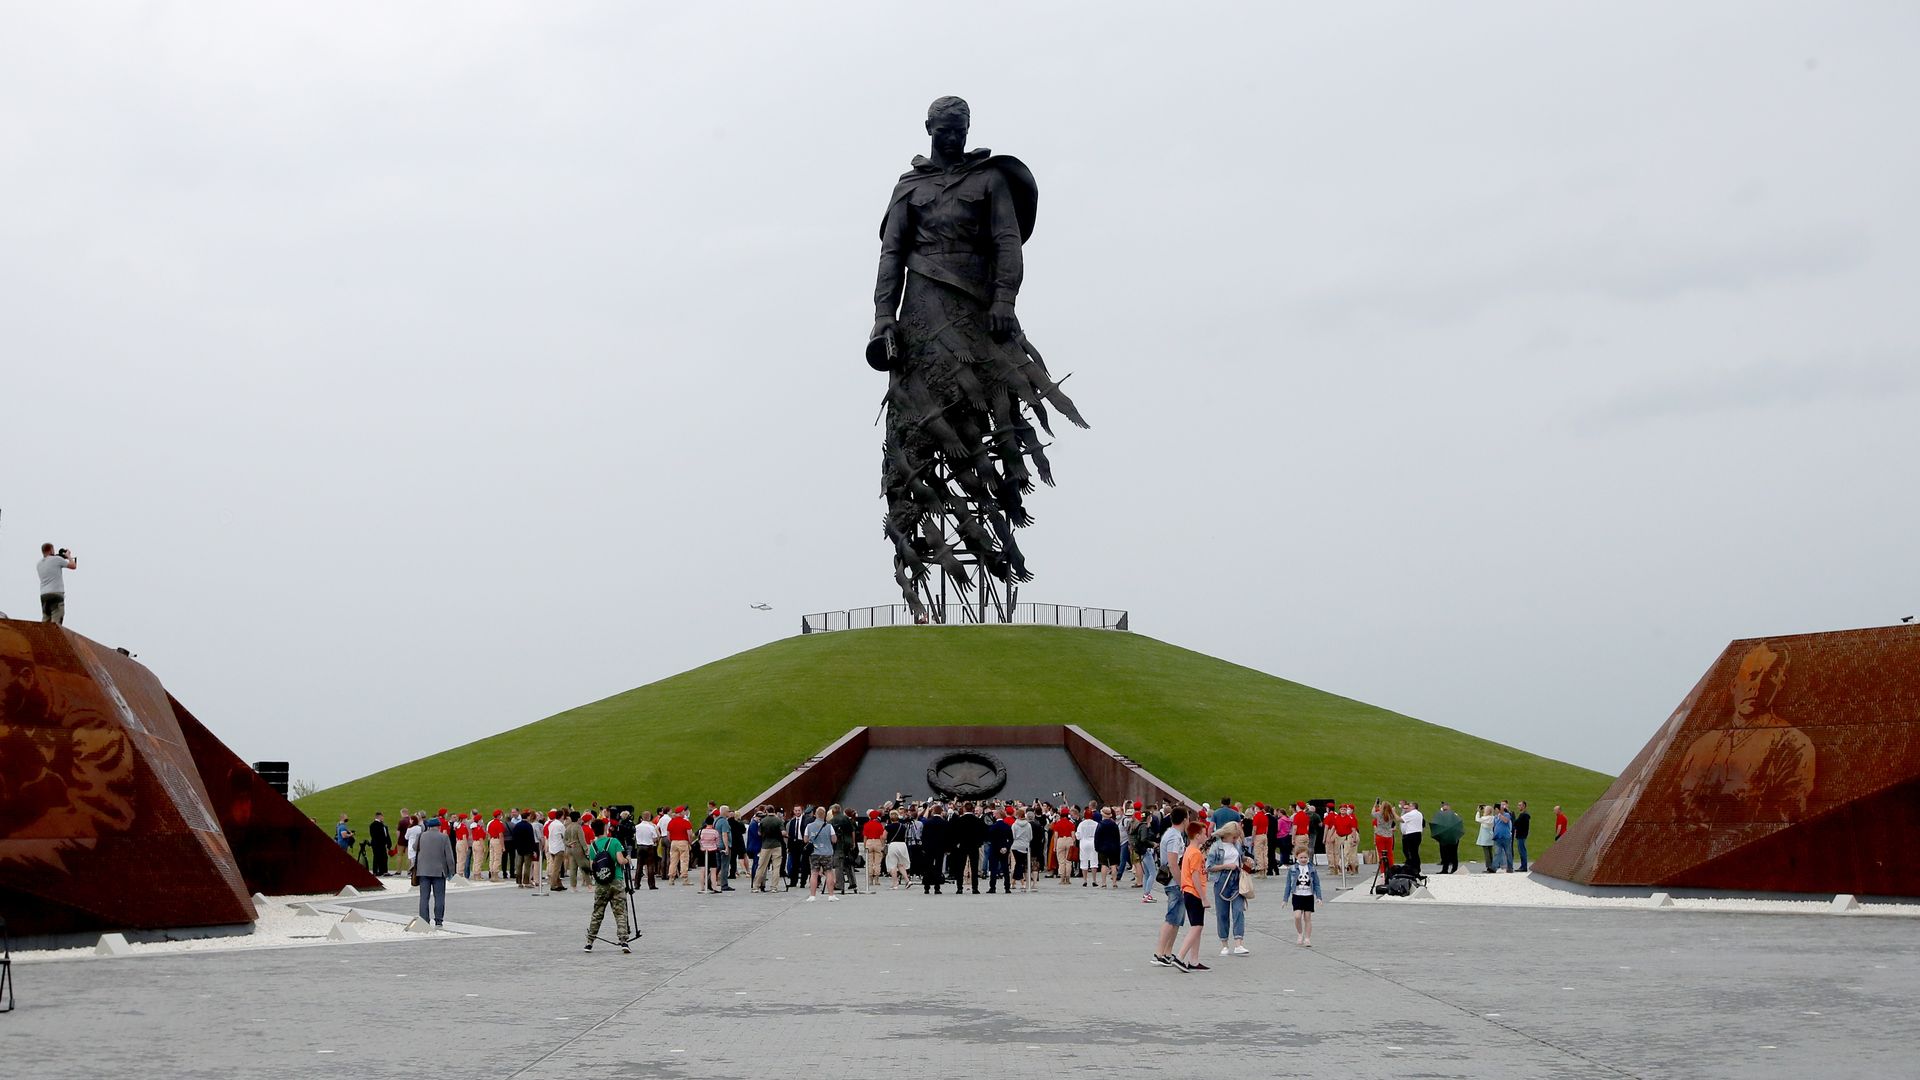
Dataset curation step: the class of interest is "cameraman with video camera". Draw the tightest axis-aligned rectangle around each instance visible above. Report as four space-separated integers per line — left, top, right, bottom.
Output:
36 543 77 626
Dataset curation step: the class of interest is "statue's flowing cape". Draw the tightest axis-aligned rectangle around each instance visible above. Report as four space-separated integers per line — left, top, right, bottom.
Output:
879 151 1038 243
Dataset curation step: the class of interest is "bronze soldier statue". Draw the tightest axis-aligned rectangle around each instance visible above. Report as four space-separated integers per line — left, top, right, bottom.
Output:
869 96 1087 618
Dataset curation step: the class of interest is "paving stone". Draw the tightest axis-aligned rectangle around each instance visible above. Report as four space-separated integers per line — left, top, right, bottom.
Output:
11 878 1918 1079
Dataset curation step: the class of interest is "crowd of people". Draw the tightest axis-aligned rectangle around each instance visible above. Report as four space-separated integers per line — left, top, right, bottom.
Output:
337 793 1572 960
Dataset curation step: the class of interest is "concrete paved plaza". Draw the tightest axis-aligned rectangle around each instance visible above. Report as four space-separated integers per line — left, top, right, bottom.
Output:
6 875 1916 1079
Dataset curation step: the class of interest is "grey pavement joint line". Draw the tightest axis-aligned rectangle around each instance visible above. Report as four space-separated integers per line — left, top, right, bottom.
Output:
1253 924 1643 1080
504 894 799 1078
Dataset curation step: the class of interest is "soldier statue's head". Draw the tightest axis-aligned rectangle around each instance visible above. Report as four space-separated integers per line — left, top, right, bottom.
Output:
925 95 970 160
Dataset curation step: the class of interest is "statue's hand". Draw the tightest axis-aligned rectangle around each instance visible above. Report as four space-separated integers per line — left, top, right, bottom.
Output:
988 301 1021 341
870 315 897 342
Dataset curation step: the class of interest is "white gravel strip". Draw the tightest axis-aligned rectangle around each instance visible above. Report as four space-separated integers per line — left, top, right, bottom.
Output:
16 883 521 963
1334 870 1920 917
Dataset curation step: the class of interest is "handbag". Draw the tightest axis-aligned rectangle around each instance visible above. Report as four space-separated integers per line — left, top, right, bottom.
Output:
1154 863 1172 887
1237 866 1256 899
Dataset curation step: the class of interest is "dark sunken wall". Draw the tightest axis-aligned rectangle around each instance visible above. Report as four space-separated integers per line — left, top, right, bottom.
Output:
839 745 1095 808
742 724 1196 811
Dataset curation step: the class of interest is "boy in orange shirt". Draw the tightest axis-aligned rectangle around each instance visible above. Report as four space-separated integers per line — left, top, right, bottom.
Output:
1175 820 1211 972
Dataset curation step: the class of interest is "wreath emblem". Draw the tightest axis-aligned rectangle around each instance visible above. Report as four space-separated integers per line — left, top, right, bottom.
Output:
926 750 1009 800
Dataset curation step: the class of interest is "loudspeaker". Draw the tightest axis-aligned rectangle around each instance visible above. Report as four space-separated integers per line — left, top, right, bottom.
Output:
252 760 290 795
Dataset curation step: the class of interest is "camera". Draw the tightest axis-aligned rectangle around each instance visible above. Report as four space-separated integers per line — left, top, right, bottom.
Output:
56 548 70 559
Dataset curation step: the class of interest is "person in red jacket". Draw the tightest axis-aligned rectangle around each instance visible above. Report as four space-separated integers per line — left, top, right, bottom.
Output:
485 810 506 882
862 810 887 887
1290 803 1312 860
1554 805 1568 839
665 807 694 885
1249 803 1271 876
1050 810 1077 886
460 808 480 878
451 813 472 879
1329 804 1360 875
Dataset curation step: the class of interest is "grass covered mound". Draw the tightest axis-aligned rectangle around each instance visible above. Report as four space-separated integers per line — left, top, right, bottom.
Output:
298 626 1612 857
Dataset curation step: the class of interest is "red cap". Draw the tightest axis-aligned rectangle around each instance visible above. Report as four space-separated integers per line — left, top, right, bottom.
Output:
493 810 503 817
674 805 687 813
438 807 448 816
1133 800 1143 810
869 810 880 819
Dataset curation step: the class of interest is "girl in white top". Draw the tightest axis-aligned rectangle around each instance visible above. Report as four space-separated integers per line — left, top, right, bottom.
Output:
885 812 912 889
1075 812 1101 882
1289 851 1324 946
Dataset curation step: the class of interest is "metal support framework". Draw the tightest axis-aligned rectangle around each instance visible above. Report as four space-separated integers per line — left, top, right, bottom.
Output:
909 484 1020 625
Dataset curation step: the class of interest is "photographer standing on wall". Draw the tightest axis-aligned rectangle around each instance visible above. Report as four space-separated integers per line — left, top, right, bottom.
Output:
37 543 77 625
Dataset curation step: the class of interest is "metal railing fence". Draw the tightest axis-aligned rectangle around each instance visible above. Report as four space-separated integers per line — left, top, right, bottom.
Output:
801 603 1128 634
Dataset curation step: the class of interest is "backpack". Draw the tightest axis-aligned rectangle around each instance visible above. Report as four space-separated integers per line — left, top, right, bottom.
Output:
1384 875 1414 897
1132 819 1155 852
589 839 618 885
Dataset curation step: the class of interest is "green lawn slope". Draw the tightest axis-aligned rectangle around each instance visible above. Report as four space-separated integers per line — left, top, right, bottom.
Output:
298 626 1612 858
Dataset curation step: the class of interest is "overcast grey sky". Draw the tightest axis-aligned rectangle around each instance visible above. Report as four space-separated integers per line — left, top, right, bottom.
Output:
4 3 1914 789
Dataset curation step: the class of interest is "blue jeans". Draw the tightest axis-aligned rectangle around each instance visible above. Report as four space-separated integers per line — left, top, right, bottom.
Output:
417 876 446 924
1516 837 1529 869
1211 873 1245 941
1494 837 1513 871
1140 849 1158 896
987 848 1009 890
1163 883 1187 927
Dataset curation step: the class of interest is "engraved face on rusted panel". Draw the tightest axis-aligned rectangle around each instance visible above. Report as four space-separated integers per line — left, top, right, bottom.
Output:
0 623 139 872
1538 625 1920 895
1674 643 1815 823
0 620 260 935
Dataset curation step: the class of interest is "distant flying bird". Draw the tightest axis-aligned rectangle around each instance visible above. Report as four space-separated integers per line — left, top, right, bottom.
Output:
750 603 773 611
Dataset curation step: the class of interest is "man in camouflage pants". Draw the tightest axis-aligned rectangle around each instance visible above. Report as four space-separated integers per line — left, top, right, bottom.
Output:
583 831 633 954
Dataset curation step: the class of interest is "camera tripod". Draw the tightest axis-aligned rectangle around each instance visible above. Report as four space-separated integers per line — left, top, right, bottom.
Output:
0 914 14 1013
585 847 643 949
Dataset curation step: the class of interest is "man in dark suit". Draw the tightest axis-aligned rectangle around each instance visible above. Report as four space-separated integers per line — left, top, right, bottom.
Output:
949 802 984 894
1513 802 1533 872
920 804 949 894
509 812 539 887
986 810 1014 893
367 812 392 876
785 805 808 889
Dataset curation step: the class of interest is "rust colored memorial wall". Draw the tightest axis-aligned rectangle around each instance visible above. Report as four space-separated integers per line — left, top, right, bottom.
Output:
742 727 872 812
170 693 380 898
1064 726 1195 811
1537 624 1920 896
742 723 1195 811
0 619 375 936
